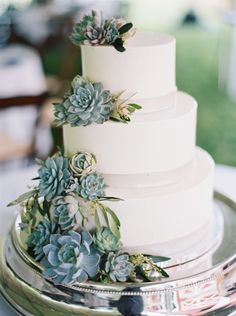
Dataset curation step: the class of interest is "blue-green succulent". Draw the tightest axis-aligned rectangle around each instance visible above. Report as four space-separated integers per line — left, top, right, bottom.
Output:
69 152 96 177
42 231 100 285
51 195 79 231
27 219 55 261
38 156 72 202
105 253 132 282
94 227 121 254
54 76 113 127
71 11 119 47
78 172 105 201
54 102 68 126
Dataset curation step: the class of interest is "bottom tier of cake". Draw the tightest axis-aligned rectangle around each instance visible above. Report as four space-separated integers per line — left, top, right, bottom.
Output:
104 147 214 254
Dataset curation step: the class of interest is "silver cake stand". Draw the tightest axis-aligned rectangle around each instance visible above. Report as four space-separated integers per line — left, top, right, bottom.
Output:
0 191 236 316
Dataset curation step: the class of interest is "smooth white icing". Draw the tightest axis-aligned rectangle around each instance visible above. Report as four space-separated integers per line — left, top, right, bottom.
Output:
81 32 176 99
63 91 197 174
63 31 215 261
104 148 214 250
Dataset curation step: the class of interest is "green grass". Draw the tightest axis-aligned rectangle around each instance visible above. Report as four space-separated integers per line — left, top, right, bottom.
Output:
175 25 236 166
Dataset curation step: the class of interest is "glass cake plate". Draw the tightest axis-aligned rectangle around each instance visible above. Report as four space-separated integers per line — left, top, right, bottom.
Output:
0 191 236 316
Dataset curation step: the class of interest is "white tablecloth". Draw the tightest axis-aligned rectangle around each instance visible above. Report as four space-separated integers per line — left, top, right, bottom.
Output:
0 164 236 315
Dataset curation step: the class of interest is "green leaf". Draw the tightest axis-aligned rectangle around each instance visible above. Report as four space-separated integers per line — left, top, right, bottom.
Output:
43 199 51 221
113 38 126 52
7 190 37 207
104 206 121 238
98 196 124 202
146 255 170 263
118 22 133 35
94 209 101 229
57 146 65 157
135 265 149 282
94 205 108 229
36 200 46 217
129 103 142 110
158 267 169 278
35 158 44 166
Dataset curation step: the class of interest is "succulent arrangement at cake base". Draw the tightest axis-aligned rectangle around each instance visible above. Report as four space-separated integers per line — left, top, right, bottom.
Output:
8 150 169 286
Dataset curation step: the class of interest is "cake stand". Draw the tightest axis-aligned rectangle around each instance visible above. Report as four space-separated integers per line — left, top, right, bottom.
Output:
0 191 236 316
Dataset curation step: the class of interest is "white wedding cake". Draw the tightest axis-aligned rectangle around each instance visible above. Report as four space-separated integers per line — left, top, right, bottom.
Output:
63 31 214 256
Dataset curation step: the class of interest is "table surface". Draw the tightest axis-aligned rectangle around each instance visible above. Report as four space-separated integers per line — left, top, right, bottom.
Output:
1 164 236 315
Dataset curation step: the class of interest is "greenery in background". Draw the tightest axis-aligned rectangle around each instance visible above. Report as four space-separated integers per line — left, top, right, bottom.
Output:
175 25 236 166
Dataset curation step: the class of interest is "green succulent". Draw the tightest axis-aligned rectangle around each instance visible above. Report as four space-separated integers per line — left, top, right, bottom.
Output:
78 172 105 201
105 252 132 282
70 11 134 52
38 156 72 202
51 195 79 231
43 231 100 285
94 227 121 254
54 75 113 127
69 152 96 177
27 219 56 261
71 11 119 47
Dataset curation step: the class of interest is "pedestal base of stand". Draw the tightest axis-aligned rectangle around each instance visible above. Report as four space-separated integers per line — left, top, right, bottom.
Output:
0 192 236 316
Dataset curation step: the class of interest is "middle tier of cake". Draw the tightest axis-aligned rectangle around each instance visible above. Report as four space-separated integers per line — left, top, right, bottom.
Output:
64 91 197 174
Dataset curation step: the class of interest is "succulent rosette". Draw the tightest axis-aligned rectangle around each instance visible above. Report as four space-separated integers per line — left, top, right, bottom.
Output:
105 252 132 282
27 219 56 261
51 194 79 231
94 227 121 254
78 172 105 201
43 231 100 285
71 11 134 52
70 152 96 177
38 156 72 202
54 75 113 127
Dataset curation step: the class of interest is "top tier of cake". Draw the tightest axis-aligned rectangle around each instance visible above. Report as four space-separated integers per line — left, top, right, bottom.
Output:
64 32 197 174
81 32 176 100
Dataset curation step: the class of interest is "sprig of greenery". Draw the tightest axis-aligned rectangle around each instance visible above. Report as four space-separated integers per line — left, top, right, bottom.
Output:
93 202 121 239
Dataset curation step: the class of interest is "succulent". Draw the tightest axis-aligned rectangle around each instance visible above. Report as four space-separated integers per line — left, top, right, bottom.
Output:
38 156 72 202
94 227 121 254
51 195 79 231
53 102 69 126
70 152 96 177
55 76 113 127
27 219 56 261
71 11 134 52
102 19 120 45
78 172 105 201
105 252 132 282
71 11 119 47
43 231 100 285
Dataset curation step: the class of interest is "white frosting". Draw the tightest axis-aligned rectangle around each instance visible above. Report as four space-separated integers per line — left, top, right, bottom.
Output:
63 30 215 261
81 32 176 99
63 91 197 174
103 148 214 251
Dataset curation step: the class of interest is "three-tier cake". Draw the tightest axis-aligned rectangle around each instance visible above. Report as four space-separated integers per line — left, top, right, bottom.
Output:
64 31 214 256
6 11 215 286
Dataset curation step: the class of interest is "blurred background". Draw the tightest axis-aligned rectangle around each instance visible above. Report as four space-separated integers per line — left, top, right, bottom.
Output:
0 0 236 174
